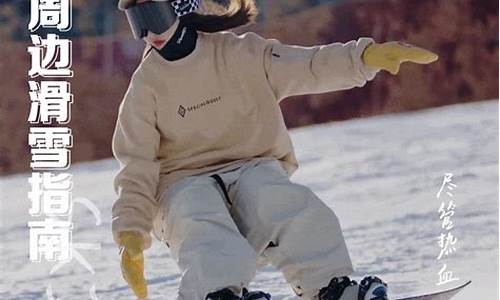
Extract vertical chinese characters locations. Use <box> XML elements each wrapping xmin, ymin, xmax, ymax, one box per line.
<box><xmin>28</xmin><ymin>0</ymin><xmax>74</xmax><ymax>264</ymax></box>
<box><xmin>435</xmin><ymin>173</ymin><xmax>460</xmax><ymax>286</ymax></box>
<box><xmin>27</xmin><ymin>3</ymin><xmax>101</xmax><ymax>298</ymax></box>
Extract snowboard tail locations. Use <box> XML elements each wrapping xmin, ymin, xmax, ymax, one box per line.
<box><xmin>395</xmin><ymin>281</ymin><xmax>471</xmax><ymax>300</ymax></box>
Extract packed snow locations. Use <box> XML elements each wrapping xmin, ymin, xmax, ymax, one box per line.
<box><xmin>1</xmin><ymin>100</ymin><xmax>498</xmax><ymax>300</ymax></box>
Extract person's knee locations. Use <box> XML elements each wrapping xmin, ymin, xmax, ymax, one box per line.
<box><xmin>261</xmin><ymin>182</ymin><xmax>329</xmax><ymax>223</ymax></box>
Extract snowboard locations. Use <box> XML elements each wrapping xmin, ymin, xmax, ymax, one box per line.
<box><xmin>395</xmin><ymin>280</ymin><xmax>471</xmax><ymax>300</ymax></box>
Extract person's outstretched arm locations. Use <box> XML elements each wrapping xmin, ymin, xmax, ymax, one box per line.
<box><xmin>239</xmin><ymin>33</ymin><xmax>437</xmax><ymax>102</ymax></box>
<box><xmin>111</xmin><ymin>69</ymin><xmax>160</xmax><ymax>299</ymax></box>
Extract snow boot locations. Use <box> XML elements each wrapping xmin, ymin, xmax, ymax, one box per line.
<box><xmin>206</xmin><ymin>288</ymin><xmax>241</xmax><ymax>300</ymax></box>
<box><xmin>317</xmin><ymin>276</ymin><xmax>389</xmax><ymax>300</ymax></box>
<box><xmin>241</xmin><ymin>287</ymin><xmax>271</xmax><ymax>300</ymax></box>
<box><xmin>206</xmin><ymin>287</ymin><xmax>271</xmax><ymax>300</ymax></box>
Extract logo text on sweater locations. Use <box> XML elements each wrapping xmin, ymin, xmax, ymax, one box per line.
<box><xmin>178</xmin><ymin>96</ymin><xmax>222</xmax><ymax>118</ymax></box>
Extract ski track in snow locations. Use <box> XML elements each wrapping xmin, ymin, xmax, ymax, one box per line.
<box><xmin>1</xmin><ymin>100</ymin><xmax>498</xmax><ymax>300</ymax></box>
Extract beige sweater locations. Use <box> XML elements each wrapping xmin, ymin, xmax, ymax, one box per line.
<box><xmin>111</xmin><ymin>30</ymin><xmax>379</xmax><ymax>249</ymax></box>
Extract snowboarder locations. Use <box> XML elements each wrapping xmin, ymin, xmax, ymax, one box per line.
<box><xmin>111</xmin><ymin>0</ymin><xmax>438</xmax><ymax>299</ymax></box>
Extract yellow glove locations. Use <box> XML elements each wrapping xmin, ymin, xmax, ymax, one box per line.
<box><xmin>118</xmin><ymin>231</ymin><xmax>148</xmax><ymax>299</ymax></box>
<box><xmin>362</xmin><ymin>41</ymin><xmax>438</xmax><ymax>75</ymax></box>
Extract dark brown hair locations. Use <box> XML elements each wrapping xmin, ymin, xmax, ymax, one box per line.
<box><xmin>181</xmin><ymin>0</ymin><xmax>259</xmax><ymax>33</ymax></box>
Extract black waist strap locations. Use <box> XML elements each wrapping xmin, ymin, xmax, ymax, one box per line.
<box><xmin>210</xmin><ymin>174</ymin><xmax>232</xmax><ymax>206</ymax></box>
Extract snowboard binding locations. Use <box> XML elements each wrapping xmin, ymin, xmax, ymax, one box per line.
<box><xmin>318</xmin><ymin>276</ymin><xmax>389</xmax><ymax>300</ymax></box>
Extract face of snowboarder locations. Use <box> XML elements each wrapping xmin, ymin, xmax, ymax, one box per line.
<box><xmin>125</xmin><ymin>0</ymin><xmax>178</xmax><ymax>44</ymax></box>
<box><xmin>143</xmin><ymin>18</ymin><xmax>180</xmax><ymax>50</ymax></box>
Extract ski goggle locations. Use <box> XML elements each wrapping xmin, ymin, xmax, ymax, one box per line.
<box><xmin>125</xmin><ymin>1</ymin><xmax>178</xmax><ymax>40</ymax></box>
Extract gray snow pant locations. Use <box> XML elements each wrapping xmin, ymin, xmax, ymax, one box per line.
<box><xmin>153</xmin><ymin>158</ymin><xmax>353</xmax><ymax>300</ymax></box>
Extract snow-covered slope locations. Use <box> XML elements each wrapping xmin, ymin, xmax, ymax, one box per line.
<box><xmin>1</xmin><ymin>100</ymin><xmax>498</xmax><ymax>300</ymax></box>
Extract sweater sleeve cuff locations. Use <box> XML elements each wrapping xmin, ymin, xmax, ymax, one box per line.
<box><xmin>355</xmin><ymin>37</ymin><xmax>380</xmax><ymax>82</ymax></box>
<box><xmin>112</xmin><ymin>214</ymin><xmax>153</xmax><ymax>250</ymax></box>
